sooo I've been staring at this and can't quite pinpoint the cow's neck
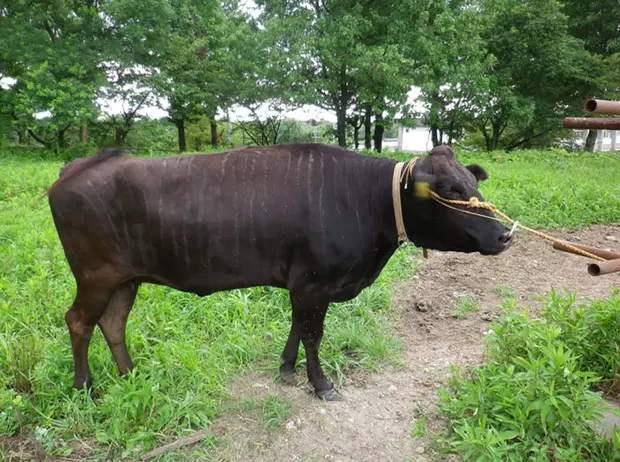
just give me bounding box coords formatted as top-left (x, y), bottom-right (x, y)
top-left (361, 158), bottom-right (406, 250)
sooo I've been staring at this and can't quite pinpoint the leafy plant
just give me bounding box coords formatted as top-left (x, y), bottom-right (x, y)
top-left (438, 291), bottom-right (620, 460)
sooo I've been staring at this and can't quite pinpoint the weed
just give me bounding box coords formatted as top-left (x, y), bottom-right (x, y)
top-left (451, 295), bottom-right (480, 319)
top-left (438, 290), bottom-right (620, 460)
top-left (411, 416), bottom-right (427, 439)
top-left (260, 395), bottom-right (293, 428)
top-left (492, 285), bottom-right (516, 300)
top-left (0, 332), bottom-right (43, 393)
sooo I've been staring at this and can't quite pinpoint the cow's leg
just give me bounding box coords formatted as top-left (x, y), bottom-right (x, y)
top-left (65, 285), bottom-right (113, 390)
top-left (97, 281), bottom-right (139, 376)
top-left (291, 298), bottom-right (340, 401)
top-left (279, 315), bottom-right (301, 385)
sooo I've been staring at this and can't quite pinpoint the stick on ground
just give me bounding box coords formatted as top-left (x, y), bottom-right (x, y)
top-left (142, 430), bottom-right (210, 460)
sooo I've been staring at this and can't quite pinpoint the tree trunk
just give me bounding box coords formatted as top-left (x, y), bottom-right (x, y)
top-left (364, 106), bottom-right (372, 150)
top-left (431, 125), bottom-right (440, 147)
top-left (447, 118), bottom-right (455, 145)
top-left (353, 124), bottom-right (360, 150)
top-left (585, 129), bottom-right (597, 152)
top-left (80, 121), bottom-right (88, 145)
top-left (176, 120), bottom-right (187, 152)
top-left (373, 113), bottom-right (384, 153)
top-left (481, 125), bottom-right (492, 152)
top-left (336, 107), bottom-right (347, 147)
top-left (491, 121), bottom-right (502, 151)
top-left (115, 128), bottom-right (125, 147)
top-left (210, 119), bottom-right (218, 149)
top-left (56, 130), bottom-right (66, 149)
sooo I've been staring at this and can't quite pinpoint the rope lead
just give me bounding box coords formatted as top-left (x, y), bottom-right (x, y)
top-left (428, 191), bottom-right (606, 262)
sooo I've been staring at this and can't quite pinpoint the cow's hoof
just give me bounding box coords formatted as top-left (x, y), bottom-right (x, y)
top-left (279, 369), bottom-right (300, 385)
top-left (316, 388), bottom-right (342, 402)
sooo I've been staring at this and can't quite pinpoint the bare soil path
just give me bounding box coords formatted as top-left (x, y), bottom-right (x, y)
top-left (210, 224), bottom-right (620, 462)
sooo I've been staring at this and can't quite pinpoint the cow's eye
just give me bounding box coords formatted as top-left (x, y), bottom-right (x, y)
top-left (450, 185), bottom-right (465, 199)
top-left (436, 178), bottom-right (465, 199)
top-left (438, 182), bottom-right (464, 199)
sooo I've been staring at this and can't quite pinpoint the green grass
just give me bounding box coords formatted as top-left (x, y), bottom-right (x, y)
top-left (492, 285), bottom-right (516, 300)
top-left (260, 395), bottom-right (293, 429)
top-left (451, 295), bottom-right (480, 319)
top-left (1, 147), bottom-right (619, 459)
top-left (410, 416), bottom-right (427, 439)
top-left (459, 149), bottom-right (620, 229)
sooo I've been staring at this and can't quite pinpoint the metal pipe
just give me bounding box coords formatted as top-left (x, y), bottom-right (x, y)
top-left (588, 258), bottom-right (620, 276)
top-left (552, 240), bottom-right (620, 261)
top-left (584, 99), bottom-right (620, 115)
top-left (563, 118), bottom-right (620, 130)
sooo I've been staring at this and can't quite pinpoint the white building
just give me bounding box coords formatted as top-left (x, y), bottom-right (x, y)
top-left (591, 130), bottom-right (618, 151)
top-left (569, 129), bottom-right (619, 151)
top-left (382, 120), bottom-right (434, 153)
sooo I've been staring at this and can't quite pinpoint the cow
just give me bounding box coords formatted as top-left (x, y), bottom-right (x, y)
top-left (47, 143), bottom-right (511, 401)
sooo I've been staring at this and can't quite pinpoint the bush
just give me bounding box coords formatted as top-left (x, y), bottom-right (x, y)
top-left (438, 290), bottom-right (620, 460)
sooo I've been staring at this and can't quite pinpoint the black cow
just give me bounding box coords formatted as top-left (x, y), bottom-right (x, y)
top-left (48, 143), bottom-right (511, 400)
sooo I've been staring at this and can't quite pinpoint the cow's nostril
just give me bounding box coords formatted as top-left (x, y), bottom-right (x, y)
top-left (498, 232), bottom-right (512, 245)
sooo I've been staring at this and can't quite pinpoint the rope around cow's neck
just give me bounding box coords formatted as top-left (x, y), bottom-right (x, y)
top-left (392, 159), bottom-right (420, 243)
top-left (391, 160), bottom-right (606, 262)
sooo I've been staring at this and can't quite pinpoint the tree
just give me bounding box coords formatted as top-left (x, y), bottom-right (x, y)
top-left (257, 1), bottom-right (417, 148)
top-left (352, 1), bottom-right (421, 152)
top-left (563, 0), bottom-right (620, 151)
top-left (0, 0), bottom-right (104, 149)
top-left (98, 66), bottom-right (156, 146)
top-left (484, 0), bottom-right (591, 150)
top-left (414, 0), bottom-right (592, 151)
top-left (414, 1), bottom-right (492, 146)
top-left (97, 0), bottom-right (174, 147)
top-left (235, 113), bottom-right (282, 146)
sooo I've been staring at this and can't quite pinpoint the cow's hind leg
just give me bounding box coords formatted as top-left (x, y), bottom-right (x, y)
top-left (290, 297), bottom-right (340, 401)
top-left (65, 285), bottom-right (114, 390)
top-left (97, 281), bottom-right (139, 376)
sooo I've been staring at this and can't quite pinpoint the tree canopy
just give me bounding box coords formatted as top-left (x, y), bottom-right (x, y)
top-left (0, 0), bottom-right (616, 152)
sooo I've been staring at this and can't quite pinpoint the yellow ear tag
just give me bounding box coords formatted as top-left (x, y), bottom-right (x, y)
top-left (414, 182), bottom-right (431, 199)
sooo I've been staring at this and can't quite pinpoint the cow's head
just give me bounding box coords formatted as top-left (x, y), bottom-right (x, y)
top-left (401, 146), bottom-right (511, 255)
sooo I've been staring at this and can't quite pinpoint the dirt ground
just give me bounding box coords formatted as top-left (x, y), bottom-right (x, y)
top-left (210, 224), bottom-right (620, 462)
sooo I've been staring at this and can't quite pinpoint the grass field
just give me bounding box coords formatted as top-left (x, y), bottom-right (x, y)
top-left (1, 147), bottom-right (619, 459)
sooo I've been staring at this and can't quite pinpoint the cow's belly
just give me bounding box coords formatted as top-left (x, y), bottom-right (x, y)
top-left (134, 234), bottom-right (291, 296)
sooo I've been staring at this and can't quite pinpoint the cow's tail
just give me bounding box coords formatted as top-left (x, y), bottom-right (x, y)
top-left (47, 148), bottom-right (123, 195)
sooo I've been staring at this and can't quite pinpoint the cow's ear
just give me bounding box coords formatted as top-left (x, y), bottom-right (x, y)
top-left (466, 164), bottom-right (488, 182)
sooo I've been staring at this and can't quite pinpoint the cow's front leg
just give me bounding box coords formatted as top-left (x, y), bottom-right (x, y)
top-left (280, 314), bottom-right (301, 385)
top-left (290, 297), bottom-right (341, 401)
